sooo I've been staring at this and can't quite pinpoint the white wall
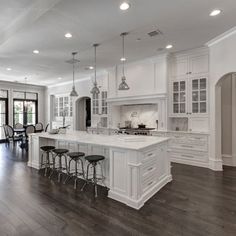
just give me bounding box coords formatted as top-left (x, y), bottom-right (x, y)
top-left (221, 75), bottom-right (232, 156)
top-left (208, 28), bottom-right (236, 170)
top-left (0, 80), bottom-right (46, 126)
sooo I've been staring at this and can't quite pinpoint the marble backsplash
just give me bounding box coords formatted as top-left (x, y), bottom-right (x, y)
top-left (120, 104), bottom-right (158, 128)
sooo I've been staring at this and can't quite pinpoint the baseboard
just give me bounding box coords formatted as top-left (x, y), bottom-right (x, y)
top-left (222, 154), bottom-right (236, 167)
top-left (171, 158), bottom-right (209, 169)
top-left (27, 162), bottom-right (40, 170)
top-left (208, 159), bottom-right (223, 171)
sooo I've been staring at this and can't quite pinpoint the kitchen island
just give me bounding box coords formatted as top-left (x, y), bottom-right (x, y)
top-left (28, 131), bottom-right (171, 209)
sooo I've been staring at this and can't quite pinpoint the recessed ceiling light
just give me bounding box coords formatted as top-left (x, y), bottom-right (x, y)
top-left (65, 33), bottom-right (72, 38)
top-left (210, 9), bottom-right (222, 16)
top-left (6, 68), bottom-right (12, 71)
top-left (58, 77), bottom-right (62, 80)
top-left (89, 66), bottom-right (94, 70)
top-left (120, 57), bottom-right (126, 61)
top-left (120, 2), bottom-right (130, 11)
top-left (166, 44), bottom-right (173, 49)
top-left (33, 50), bottom-right (39, 54)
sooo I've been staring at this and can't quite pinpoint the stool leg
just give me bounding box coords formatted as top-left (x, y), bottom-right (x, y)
top-left (40, 153), bottom-right (44, 170)
top-left (58, 155), bottom-right (62, 182)
top-left (74, 159), bottom-right (78, 189)
top-left (49, 155), bottom-right (56, 179)
top-left (64, 159), bottom-right (72, 184)
top-left (81, 162), bottom-right (90, 191)
top-left (93, 163), bottom-right (98, 198)
top-left (79, 158), bottom-right (85, 179)
top-left (44, 151), bottom-right (50, 176)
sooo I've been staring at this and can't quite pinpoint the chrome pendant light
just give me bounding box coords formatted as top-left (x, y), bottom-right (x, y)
top-left (118, 32), bottom-right (129, 90)
top-left (66, 52), bottom-right (79, 97)
top-left (90, 44), bottom-right (100, 95)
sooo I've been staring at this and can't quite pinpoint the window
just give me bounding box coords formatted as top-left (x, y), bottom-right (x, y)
top-left (13, 92), bottom-right (38, 126)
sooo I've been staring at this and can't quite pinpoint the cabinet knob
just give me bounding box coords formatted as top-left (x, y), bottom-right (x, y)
top-left (189, 72), bottom-right (192, 74)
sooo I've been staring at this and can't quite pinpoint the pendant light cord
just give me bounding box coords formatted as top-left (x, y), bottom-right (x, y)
top-left (122, 34), bottom-right (125, 76)
top-left (94, 45), bottom-right (97, 84)
top-left (73, 54), bottom-right (75, 86)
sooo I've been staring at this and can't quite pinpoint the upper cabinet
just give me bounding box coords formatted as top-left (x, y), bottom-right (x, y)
top-left (170, 51), bottom-right (209, 79)
top-left (169, 48), bottom-right (209, 117)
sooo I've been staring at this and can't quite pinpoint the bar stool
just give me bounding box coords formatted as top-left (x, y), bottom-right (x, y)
top-left (40, 145), bottom-right (55, 176)
top-left (49, 148), bottom-right (69, 182)
top-left (81, 155), bottom-right (106, 197)
top-left (64, 152), bottom-right (85, 189)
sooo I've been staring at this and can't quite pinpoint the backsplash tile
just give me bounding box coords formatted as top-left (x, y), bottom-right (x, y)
top-left (120, 104), bottom-right (158, 128)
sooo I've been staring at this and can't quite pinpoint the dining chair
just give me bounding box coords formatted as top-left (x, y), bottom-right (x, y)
top-left (5, 125), bottom-right (22, 146)
top-left (35, 123), bottom-right (44, 133)
top-left (14, 123), bottom-right (23, 129)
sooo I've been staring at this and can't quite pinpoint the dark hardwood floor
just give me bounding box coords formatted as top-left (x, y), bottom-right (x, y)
top-left (0, 143), bottom-right (235, 236)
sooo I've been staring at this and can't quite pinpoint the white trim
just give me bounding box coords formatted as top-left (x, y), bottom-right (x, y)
top-left (208, 159), bottom-right (223, 171)
top-left (206, 27), bottom-right (236, 47)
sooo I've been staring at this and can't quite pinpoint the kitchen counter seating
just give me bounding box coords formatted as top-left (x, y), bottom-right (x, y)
top-left (28, 131), bottom-right (171, 209)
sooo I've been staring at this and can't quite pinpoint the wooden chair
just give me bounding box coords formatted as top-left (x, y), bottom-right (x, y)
top-left (35, 123), bottom-right (44, 133)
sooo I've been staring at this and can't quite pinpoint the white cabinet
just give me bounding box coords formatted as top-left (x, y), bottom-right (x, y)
top-left (170, 76), bottom-right (208, 117)
top-left (169, 49), bottom-right (209, 132)
top-left (170, 52), bottom-right (208, 78)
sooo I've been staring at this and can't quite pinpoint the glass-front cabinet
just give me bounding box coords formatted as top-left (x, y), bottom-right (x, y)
top-left (170, 76), bottom-right (208, 116)
top-left (172, 80), bottom-right (186, 114)
top-left (191, 77), bottom-right (207, 114)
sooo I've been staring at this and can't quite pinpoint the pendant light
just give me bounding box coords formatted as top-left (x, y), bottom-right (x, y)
top-left (90, 44), bottom-right (100, 95)
top-left (66, 52), bottom-right (79, 97)
top-left (118, 32), bottom-right (129, 90)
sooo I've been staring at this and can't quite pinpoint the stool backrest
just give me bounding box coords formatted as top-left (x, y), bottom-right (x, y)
top-left (25, 125), bottom-right (35, 137)
top-left (35, 123), bottom-right (43, 132)
top-left (14, 123), bottom-right (23, 129)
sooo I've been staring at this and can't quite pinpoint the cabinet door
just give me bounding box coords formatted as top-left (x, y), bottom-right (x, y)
top-left (170, 56), bottom-right (188, 78)
top-left (188, 54), bottom-right (208, 76)
top-left (171, 80), bottom-right (187, 116)
top-left (190, 77), bottom-right (208, 115)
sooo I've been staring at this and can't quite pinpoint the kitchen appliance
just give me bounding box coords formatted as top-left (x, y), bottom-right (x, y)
top-left (119, 127), bottom-right (155, 136)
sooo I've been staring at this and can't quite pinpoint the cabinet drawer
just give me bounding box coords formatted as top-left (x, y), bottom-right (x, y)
top-left (142, 149), bottom-right (157, 163)
top-left (142, 161), bottom-right (157, 179)
top-left (142, 173), bottom-right (157, 193)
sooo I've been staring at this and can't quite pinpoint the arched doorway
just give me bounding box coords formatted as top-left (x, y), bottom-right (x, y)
top-left (75, 97), bottom-right (91, 131)
top-left (215, 72), bottom-right (236, 167)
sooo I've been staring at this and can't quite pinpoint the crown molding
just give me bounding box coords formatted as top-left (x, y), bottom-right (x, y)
top-left (206, 27), bottom-right (236, 47)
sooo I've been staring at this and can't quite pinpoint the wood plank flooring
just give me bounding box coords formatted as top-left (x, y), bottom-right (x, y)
top-left (0, 143), bottom-right (235, 236)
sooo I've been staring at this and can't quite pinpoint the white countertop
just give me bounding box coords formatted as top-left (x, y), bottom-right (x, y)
top-left (30, 131), bottom-right (169, 151)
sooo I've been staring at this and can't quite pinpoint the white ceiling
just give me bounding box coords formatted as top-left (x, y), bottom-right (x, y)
top-left (0, 0), bottom-right (236, 86)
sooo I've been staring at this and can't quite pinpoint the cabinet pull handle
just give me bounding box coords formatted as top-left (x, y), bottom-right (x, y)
top-left (148, 153), bottom-right (153, 156)
top-left (181, 154), bottom-right (193, 158)
top-left (147, 167), bottom-right (153, 171)
top-left (189, 72), bottom-right (192, 74)
top-left (148, 181), bottom-right (153, 186)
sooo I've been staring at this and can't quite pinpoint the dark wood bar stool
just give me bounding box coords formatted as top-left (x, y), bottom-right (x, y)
top-left (64, 152), bottom-right (85, 189)
top-left (81, 155), bottom-right (106, 197)
top-left (40, 145), bottom-right (55, 176)
top-left (49, 148), bottom-right (69, 182)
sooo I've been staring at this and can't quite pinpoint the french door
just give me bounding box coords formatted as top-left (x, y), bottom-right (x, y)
top-left (0, 98), bottom-right (8, 140)
top-left (13, 99), bottom-right (38, 126)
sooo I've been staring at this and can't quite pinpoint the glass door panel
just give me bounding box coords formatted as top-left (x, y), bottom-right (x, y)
top-left (172, 80), bottom-right (186, 114)
top-left (25, 101), bottom-right (36, 125)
